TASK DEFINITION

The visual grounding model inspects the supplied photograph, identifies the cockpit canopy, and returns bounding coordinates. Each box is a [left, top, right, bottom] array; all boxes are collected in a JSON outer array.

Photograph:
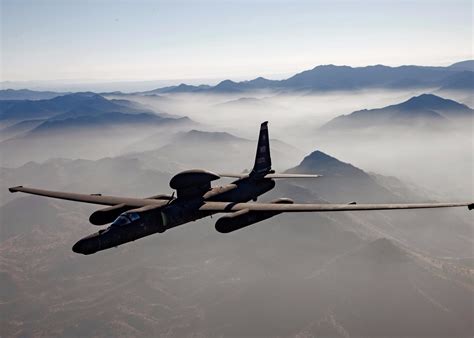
[[111, 212, 140, 227]]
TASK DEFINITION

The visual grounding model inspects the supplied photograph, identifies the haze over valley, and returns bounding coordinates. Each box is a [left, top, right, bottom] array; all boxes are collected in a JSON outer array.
[[0, 60, 473, 336]]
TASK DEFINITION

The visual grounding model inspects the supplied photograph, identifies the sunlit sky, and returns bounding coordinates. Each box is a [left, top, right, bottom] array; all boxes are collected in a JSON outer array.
[[1, 0, 472, 82]]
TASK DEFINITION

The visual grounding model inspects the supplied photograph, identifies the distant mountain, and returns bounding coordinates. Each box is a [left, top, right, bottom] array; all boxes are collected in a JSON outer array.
[[0, 104, 193, 167], [172, 129, 247, 143], [0, 89, 67, 101], [439, 71, 474, 91], [285, 150, 399, 203], [29, 113, 190, 135], [0, 92, 162, 122], [282, 149, 472, 257], [448, 60, 474, 71], [283, 150, 429, 204], [122, 129, 303, 174], [144, 60, 474, 93], [143, 83, 211, 94], [320, 94, 473, 130], [213, 97, 282, 110]]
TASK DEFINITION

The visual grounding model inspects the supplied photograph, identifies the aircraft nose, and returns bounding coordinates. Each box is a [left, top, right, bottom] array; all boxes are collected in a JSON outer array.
[[72, 239, 86, 254], [72, 233, 99, 255]]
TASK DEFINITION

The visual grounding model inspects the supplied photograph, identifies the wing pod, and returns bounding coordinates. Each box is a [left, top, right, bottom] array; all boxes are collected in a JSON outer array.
[[215, 198, 293, 233]]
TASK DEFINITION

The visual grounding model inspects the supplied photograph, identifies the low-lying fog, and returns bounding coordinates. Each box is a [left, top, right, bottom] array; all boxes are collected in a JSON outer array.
[[107, 89, 472, 200], [1, 87, 473, 337]]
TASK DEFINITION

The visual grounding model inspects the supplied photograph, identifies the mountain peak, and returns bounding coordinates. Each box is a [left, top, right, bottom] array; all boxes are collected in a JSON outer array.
[[287, 150, 369, 178], [448, 60, 474, 71], [312, 64, 350, 70], [50, 92, 107, 103], [211, 79, 242, 92], [304, 150, 339, 163], [176, 129, 246, 143], [321, 93, 471, 131], [217, 79, 237, 86], [398, 93, 469, 111]]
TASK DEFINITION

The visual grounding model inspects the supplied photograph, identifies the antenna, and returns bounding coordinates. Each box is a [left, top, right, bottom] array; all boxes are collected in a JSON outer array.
[[166, 191, 175, 206]]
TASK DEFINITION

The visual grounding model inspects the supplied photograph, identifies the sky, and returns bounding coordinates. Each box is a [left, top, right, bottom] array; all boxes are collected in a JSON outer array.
[[1, 0, 472, 82]]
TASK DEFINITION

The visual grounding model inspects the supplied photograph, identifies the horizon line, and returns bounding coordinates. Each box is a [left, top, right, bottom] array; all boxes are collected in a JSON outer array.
[[1, 59, 472, 85]]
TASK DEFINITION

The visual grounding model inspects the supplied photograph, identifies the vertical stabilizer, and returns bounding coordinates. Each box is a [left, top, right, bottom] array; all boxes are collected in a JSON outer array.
[[250, 121, 272, 178]]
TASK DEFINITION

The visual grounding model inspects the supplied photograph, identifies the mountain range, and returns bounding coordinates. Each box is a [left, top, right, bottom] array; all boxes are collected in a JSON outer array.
[[0, 93, 193, 166], [1, 60, 472, 336], [0, 88, 68, 101], [2, 61, 472, 97], [0, 92, 163, 122], [0, 92, 191, 138], [143, 60, 474, 94]]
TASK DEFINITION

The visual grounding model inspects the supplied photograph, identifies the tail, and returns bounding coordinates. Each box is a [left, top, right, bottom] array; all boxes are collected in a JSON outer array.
[[219, 121, 321, 180], [250, 121, 272, 178]]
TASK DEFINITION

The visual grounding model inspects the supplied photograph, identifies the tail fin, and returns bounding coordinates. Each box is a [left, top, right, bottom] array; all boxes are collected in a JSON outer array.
[[250, 121, 272, 178]]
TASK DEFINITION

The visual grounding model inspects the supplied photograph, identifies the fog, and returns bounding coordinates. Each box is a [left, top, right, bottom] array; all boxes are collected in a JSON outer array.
[[0, 87, 473, 336], [106, 89, 473, 200]]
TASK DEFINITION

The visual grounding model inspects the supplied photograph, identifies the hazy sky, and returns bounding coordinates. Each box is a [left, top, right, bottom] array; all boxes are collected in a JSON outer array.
[[1, 0, 472, 82]]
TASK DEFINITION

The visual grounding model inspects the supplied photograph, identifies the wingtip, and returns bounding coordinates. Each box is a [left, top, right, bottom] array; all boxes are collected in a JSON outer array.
[[8, 185, 23, 193]]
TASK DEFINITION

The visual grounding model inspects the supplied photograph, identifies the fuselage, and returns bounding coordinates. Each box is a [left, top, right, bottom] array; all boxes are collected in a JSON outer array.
[[72, 177, 275, 254]]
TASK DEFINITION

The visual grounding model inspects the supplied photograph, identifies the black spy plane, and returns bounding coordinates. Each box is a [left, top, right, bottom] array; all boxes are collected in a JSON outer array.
[[9, 122, 473, 255]]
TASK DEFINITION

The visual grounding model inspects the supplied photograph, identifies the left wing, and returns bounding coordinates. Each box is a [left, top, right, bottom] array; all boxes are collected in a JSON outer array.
[[8, 186, 164, 207], [200, 201, 474, 212]]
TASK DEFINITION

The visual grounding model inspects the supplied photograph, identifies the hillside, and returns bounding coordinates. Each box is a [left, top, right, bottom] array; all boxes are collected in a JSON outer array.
[[320, 94, 473, 130], [1, 151, 472, 336]]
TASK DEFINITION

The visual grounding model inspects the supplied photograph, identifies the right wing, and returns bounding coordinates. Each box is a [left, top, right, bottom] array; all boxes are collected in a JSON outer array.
[[200, 201, 474, 212], [8, 186, 164, 207]]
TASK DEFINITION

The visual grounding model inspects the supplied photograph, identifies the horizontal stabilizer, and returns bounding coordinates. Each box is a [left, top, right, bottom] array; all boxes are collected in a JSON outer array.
[[265, 173, 321, 179], [218, 173, 321, 179], [217, 173, 248, 179]]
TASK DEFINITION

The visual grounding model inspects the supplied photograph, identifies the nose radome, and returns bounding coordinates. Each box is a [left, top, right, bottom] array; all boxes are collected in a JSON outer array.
[[72, 239, 86, 254], [72, 232, 100, 255]]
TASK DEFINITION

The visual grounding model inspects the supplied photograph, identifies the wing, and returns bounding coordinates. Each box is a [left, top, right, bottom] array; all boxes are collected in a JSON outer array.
[[8, 186, 164, 207], [219, 173, 321, 179], [200, 201, 474, 212]]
